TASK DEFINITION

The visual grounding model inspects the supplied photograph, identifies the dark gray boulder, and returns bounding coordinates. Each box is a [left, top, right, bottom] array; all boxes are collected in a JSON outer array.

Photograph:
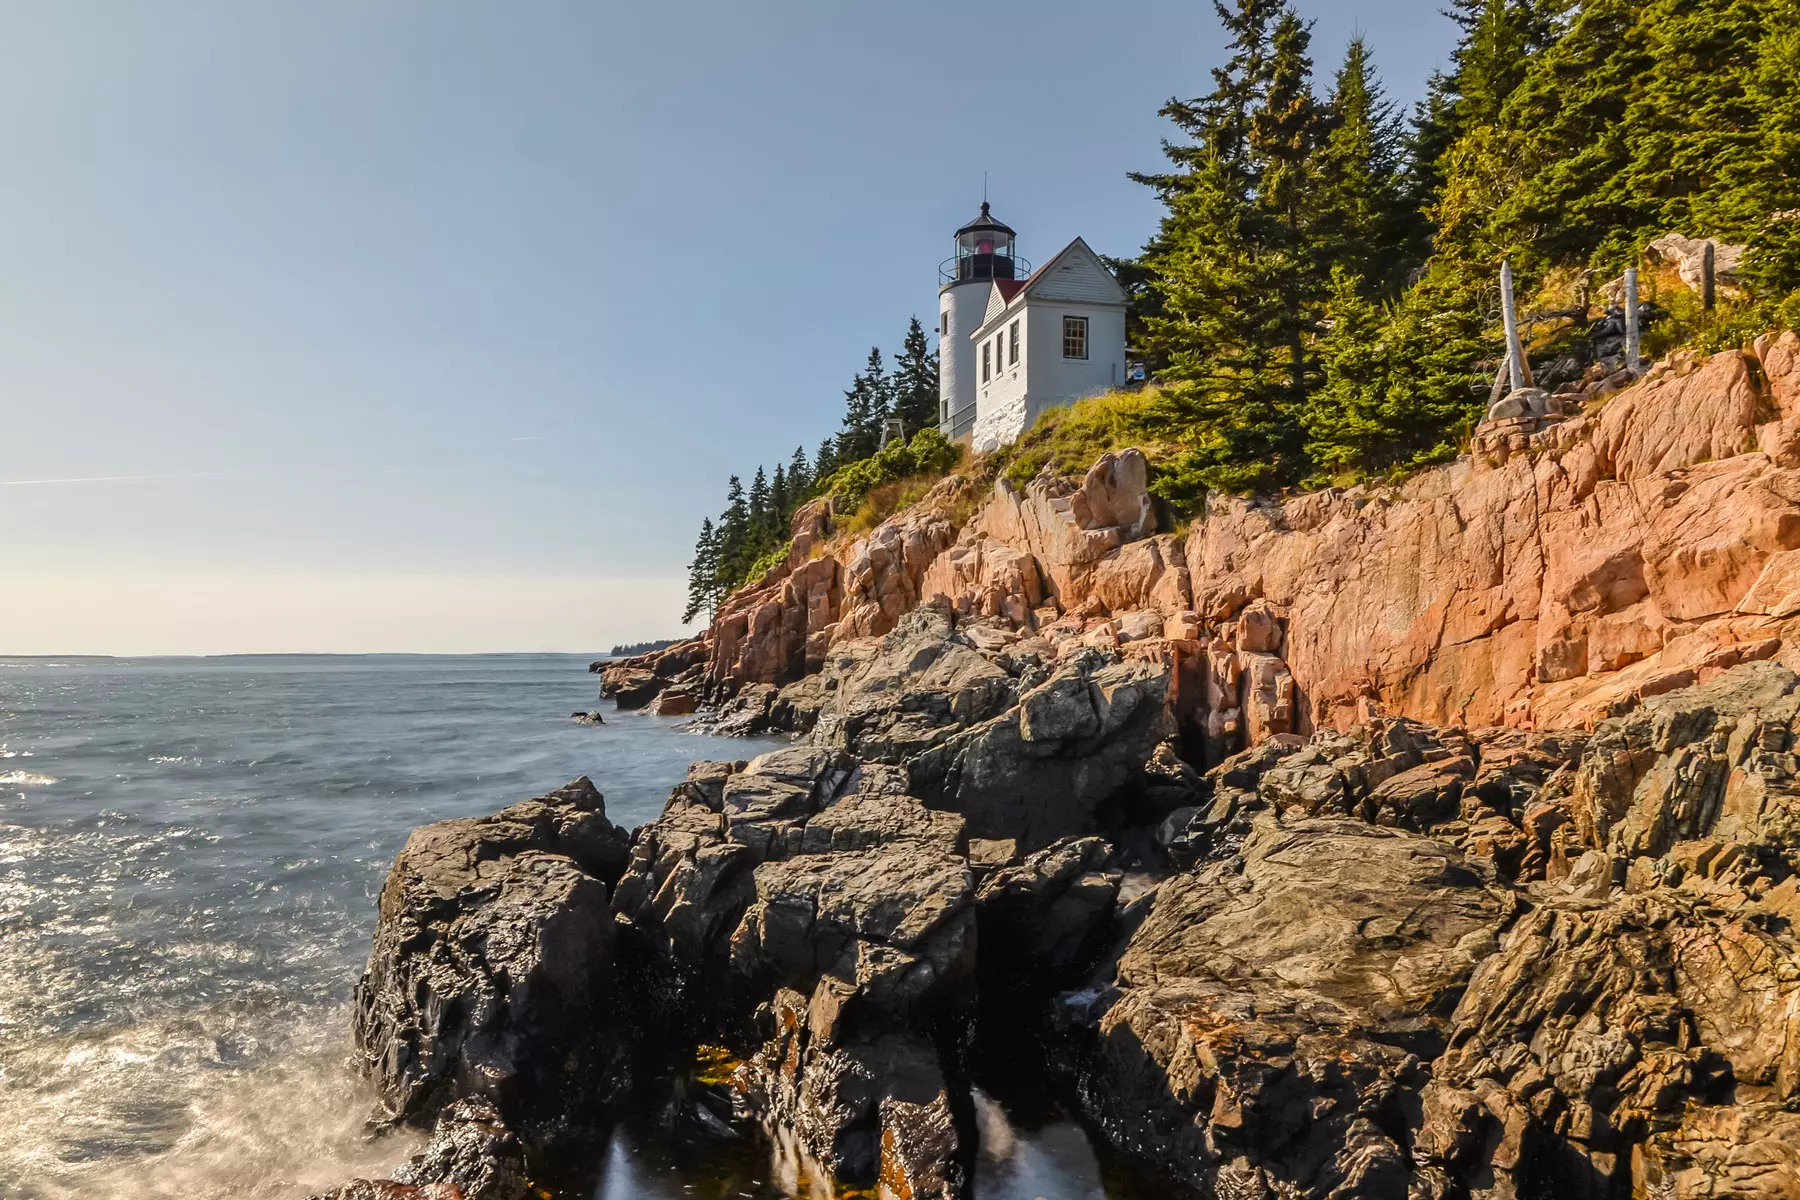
[[911, 652, 1175, 849], [1086, 813, 1512, 1199], [736, 987, 964, 1200], [350, 778, 629, 1127]]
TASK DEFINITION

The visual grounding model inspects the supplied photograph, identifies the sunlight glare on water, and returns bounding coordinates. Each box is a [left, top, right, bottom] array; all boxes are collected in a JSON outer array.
[[0, 653, 775, 1199]]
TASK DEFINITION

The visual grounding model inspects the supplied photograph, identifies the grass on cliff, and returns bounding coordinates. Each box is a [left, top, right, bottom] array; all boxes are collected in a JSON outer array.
[[990, 386, 1190, 503]]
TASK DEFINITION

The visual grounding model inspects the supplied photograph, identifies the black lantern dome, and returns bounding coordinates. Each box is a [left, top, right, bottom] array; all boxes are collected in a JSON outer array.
[[942, 202, 1029, 285]]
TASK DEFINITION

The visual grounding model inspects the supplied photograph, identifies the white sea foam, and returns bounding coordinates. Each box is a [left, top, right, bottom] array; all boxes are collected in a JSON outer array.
[[0, 770, 55, 786], [0, 1005, 421, 1200]]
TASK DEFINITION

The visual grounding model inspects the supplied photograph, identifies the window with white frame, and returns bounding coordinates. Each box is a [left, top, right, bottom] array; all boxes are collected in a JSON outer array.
[[1062, 316, 1088, 360], [1008, 320, 1020, 366], [940, 311, 949, 337], [982, 340, 990, 383]]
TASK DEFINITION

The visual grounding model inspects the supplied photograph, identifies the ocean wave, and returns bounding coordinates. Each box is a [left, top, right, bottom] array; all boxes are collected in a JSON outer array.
[[0, 1004, 421, 1200], [0, 770, 56, 786]]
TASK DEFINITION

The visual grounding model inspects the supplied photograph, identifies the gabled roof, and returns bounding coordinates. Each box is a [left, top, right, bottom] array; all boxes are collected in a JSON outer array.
[[971, 237, 1126, 339]]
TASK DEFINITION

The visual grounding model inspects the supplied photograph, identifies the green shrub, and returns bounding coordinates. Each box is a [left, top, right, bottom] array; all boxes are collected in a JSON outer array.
[[820, 427, 960, 511]]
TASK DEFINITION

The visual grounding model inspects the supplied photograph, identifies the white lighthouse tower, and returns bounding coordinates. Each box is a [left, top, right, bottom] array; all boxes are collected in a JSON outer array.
[[937, 202, 1028, 439]]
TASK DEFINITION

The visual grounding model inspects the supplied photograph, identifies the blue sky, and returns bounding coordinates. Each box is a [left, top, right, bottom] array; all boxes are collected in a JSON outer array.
[[1, 0, 1461, 653]]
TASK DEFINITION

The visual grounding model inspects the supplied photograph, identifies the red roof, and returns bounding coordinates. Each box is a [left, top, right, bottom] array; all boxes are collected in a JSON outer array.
[[992, 279, 1026, 303]]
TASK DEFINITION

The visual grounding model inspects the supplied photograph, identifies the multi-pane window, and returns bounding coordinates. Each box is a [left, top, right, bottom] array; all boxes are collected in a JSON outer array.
[[1062, 315, 1088, 360], [982, 340, 991, 383], [1009, 320, 1020, 366]]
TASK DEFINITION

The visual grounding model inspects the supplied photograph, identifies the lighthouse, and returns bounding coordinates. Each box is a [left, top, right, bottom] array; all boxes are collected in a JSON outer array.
[[937, 202, 1028, 439], [934, 199, 1129, 452]]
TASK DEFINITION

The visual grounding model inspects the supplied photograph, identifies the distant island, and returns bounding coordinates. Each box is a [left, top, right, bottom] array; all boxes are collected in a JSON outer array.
[[606, 638, 678, 657]]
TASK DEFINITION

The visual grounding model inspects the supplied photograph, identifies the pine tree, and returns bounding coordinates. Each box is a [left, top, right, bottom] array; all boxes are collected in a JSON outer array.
[[890, 317, 939, 436], [770, 463, 790, 531], [1133, 1, 1326, 496], [814, 438, 836, 486], [787, 446, 812, 500], [747, 466, 770, 543], [717, 475, 750, 588], [681, 517, 721, 625], [1315, 38, 1414, 298]]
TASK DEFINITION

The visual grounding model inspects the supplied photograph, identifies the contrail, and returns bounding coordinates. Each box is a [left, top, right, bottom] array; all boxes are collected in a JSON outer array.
[[0, 471, 231, 487]]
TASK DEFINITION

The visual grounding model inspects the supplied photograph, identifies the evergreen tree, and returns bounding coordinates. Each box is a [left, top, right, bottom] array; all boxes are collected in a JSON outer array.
[[787, 445, 812, 499], [890, 317, 939, 436], [747, 465, 770, 542], [681, 517, 721, 625], [770, 463, 790, 529], [814, 438, 836, 486], [1315, 38, 1414, 298], [836, 373, 868, 463], [717, 475, 750, 587], [1133, 2, 1327, 496]]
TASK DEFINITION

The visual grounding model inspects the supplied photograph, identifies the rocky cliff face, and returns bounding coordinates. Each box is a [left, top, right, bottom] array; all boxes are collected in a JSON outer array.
[[333, 654, 1800, 1199], [327, 336, 1800, 1199], [611, 334, 1800, 767]]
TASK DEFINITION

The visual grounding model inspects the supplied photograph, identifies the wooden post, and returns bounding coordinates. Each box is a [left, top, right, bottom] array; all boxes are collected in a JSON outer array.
[[1500, 259, 1532, 392], [1624, 267, 1641, 374], [1486, 361, 1510, 414], [1702, 241, 1717, 311]]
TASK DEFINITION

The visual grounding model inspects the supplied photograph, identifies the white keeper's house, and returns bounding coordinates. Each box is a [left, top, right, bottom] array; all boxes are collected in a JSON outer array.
[[935, 202, 1128, 452]]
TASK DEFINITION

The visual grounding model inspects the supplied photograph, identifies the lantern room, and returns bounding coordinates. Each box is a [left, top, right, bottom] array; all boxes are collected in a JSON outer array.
[[941, 202, 1029, 284]]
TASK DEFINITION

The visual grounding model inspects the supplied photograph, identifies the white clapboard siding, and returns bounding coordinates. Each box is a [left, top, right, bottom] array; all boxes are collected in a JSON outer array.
[[1027, 240, 1127, 305]]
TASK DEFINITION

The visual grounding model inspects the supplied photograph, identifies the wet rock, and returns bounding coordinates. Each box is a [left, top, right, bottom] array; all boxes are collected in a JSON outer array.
[[737, 989, 964, 1199], [729, 844, 977, 1019], [351, 778, 629, 1126], [386, 1098, 528, 1200]]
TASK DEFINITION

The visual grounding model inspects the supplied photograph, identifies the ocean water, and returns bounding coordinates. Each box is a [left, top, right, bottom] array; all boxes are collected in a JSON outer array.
[[0, 654, 1138, 1199]]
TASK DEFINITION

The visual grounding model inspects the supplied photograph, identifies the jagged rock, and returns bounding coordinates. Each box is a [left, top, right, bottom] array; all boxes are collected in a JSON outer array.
[[1090, 535, 1192, 619], [809, 604, 1018, 763], [1088, 814, 1512, 1198], [798, 786, 966, 855], [351, 779, 629, 1126], [610, 763, 755, 973], [911, 651, 1175, 849], [737, 989, 963, 1198], [1417, 886, 1800, 1199], [307, 1098, 527, 1200], [1636, 1103, 1800, 1199], [729, 843, 977, 1018], [769, 672, 830, 734], [969, 450, 1158, 609], [974, 836, 1121, 986], [599, 665, 664, 710], [646, 686, 699, 716], [835, 484, 964, 641], [703, 682, 778, 737], [1558, 660, 1800, 866], [920, 534, 1046, 626]]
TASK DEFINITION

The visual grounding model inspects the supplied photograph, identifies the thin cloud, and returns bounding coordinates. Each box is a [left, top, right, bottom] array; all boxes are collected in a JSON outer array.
[[507, 436, 543, 442], [0, 471, 231, 487]]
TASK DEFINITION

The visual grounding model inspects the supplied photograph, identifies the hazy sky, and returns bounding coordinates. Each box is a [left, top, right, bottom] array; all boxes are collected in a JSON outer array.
[[0, 0, 1460, 654]]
